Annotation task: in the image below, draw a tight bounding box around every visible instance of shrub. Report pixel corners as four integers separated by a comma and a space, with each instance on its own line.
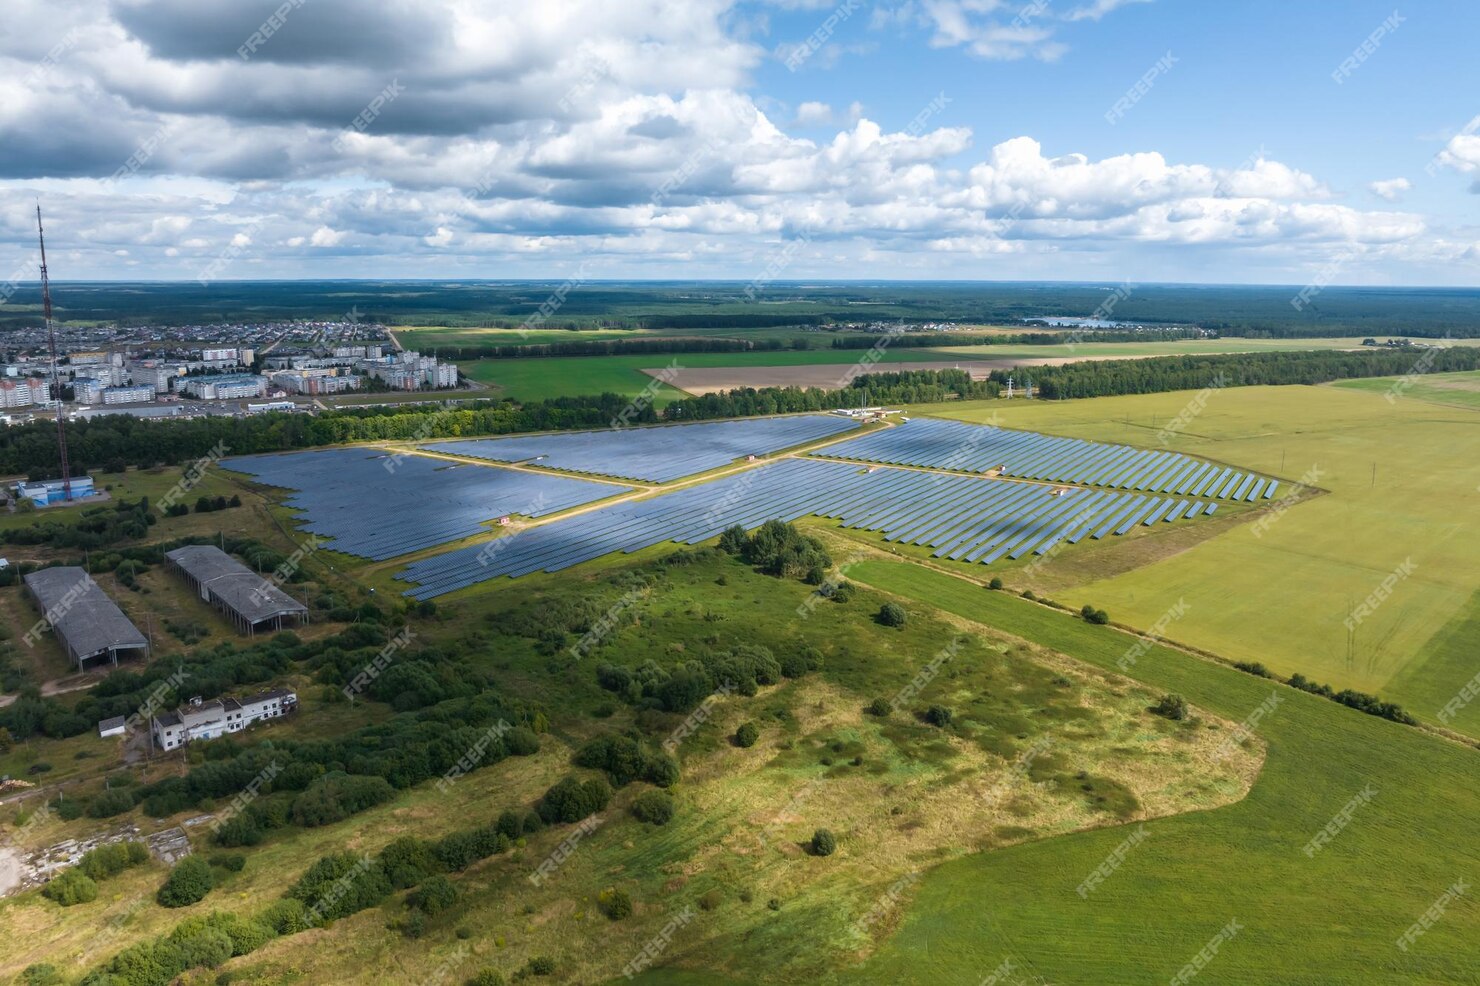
810, 828, 837, 857
260, 898, 313, 935
923, 704, 953, 728
505, 726, 542, 756
631, 790, 675, 826
734, 722, 759, 748
1152, 694, 1189, 721
467, 971, 506, 986
18, 964, 62, 986
866, 697, 891, 717
78, 840, 149, 881
778, 647, 822, 679
597, 886, 633, 920
213, 813, 263, 848
203, 911, 277, 956
408, 874, 458, 916
1080, 605, 1110, 625
537, 776, 611, 825
988, 577, 1003, 590
287, 852, 392, 924
380, 835, 440, 888
575, 735, 677, 787
42, 868, 97, 906
158, 856, 215, 907
877, 602, 907, 628
1233, 661, 1273, 678
87, 788, 136, 818
290, 773, 395, 827
209, 852, 247, 873
526, 956, 556, 976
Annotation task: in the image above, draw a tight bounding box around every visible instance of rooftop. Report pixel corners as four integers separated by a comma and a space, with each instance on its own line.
165, 544, 308, 623
23, 567, 148, 661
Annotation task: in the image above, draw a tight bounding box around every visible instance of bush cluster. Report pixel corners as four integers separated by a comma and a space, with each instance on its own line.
718, 520, 832, 583
157, 856, 215, 908
1288, 674, 1417, 725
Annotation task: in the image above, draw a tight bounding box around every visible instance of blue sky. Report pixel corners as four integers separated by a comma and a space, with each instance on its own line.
1, 0, 1476, 284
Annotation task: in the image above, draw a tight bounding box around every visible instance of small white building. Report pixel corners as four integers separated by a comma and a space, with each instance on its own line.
151, 688, 297, 752
98, 716, 127, 738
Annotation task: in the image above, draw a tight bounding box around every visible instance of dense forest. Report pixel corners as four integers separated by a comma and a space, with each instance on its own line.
2, 348, 1476, 478
827, 328, 1208, 349
6, 280, 1478, 336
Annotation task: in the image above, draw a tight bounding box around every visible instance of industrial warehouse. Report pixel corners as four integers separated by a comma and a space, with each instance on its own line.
22, 567, 150, 670
164, 544, 309, 635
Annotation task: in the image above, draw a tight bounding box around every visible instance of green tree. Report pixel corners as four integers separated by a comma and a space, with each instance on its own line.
157, 856, 214, 908
924, 704, 953, 728
631, 790, 675, 826
42, 869, 98, 906
877, 602, 907, 628
734, 722, 759, 748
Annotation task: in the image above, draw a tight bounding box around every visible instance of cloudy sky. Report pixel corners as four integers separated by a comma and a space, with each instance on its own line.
1, 0, 1477, 284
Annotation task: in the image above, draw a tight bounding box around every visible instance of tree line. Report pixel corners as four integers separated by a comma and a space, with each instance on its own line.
828, 328, 1206, 349
4, 348, 1476, 479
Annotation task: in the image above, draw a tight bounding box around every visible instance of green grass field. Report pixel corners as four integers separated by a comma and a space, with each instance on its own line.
458, 349, 995, 402
457, 338, 1480, 403
916, 383, 1480, 737
1333, 369, 1480, 410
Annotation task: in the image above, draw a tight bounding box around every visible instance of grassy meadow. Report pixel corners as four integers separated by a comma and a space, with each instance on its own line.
916, 383, 1480, 737
0, 550, 1257, 985
652, 561, 1479, 986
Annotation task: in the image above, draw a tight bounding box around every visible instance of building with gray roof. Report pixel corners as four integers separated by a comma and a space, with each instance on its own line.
23, 567, 150, 670
165, 544, 308, 635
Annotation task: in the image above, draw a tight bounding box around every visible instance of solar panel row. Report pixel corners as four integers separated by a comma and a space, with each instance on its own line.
395, 459, 1214, 599
813, 418, 1276, 500
225, 448, 632, 560
420, 414, 861, 484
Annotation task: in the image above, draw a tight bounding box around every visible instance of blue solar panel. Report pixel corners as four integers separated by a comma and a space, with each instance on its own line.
226, 448, 631, 560
394, 459, 1216, 599
815, 418, 1271, 499
421, 414, 860, 483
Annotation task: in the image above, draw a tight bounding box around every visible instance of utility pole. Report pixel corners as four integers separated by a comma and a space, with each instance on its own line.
37, 206, 72, 500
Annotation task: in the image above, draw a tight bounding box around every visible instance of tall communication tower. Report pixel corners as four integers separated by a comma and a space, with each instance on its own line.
37, 205, 72, 501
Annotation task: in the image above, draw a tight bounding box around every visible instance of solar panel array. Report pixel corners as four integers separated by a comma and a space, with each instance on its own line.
395, 459, 1217, 599
813, 418, 1278, 501
226, 448, 632, 560
419, 414, 861, 484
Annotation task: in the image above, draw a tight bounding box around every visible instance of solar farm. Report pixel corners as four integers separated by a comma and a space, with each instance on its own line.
395, 458, 1221, 598
816, 417, 1277, 501
220, 414, 1276, 598
225, 447, 631, 559
418, 414, 860, 483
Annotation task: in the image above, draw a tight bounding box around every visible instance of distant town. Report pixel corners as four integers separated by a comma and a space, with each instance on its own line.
0, 319, 465, 426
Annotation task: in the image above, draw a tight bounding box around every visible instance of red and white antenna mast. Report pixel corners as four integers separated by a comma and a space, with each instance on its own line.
37, 205, 72, 501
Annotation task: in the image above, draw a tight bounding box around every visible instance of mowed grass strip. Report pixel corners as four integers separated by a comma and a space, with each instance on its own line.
1333, 369, 1480, 410
918, 384, 1480, 735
